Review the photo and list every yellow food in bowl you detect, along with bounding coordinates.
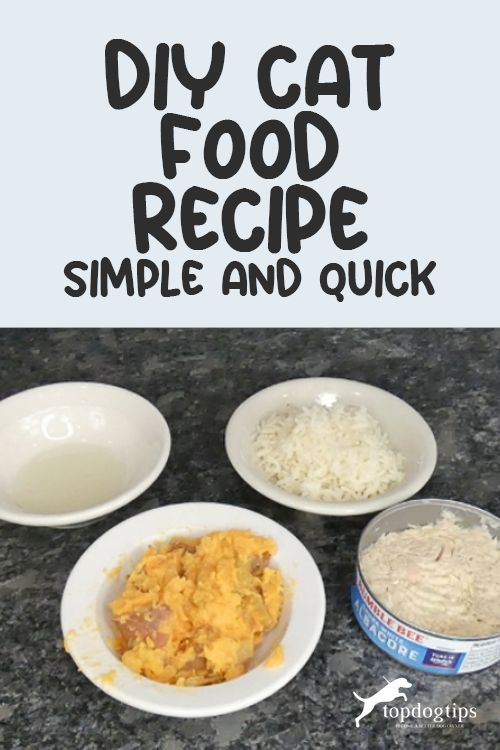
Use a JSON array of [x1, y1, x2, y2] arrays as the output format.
[[110, 530, 284, 686]]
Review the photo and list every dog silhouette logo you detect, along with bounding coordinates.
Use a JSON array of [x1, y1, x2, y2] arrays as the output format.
[[353, 676, 412, 727]]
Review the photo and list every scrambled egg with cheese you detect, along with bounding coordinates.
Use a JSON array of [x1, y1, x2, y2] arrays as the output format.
[[110, 530, 284, 685]]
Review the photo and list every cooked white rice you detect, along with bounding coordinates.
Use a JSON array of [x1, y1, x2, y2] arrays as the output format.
[[253, 403, 404, 502]]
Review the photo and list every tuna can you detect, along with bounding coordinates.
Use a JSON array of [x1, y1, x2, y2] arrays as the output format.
[[352, 498, 500, 675]]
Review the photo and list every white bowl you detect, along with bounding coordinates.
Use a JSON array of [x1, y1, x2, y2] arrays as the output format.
[[225, 378, 437, 516], [0, 382, 170, 527], [61, 502, 326, 717]]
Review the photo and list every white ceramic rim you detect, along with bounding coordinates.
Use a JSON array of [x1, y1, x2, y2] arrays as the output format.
[[0, 382, 171, 526], [60, 502, 326, 717], [225, 377, 438, 516]]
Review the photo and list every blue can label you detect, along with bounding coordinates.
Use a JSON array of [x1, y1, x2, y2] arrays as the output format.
[[352, 568, 500, 675]]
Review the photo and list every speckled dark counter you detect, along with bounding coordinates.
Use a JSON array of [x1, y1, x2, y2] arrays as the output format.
[[1, 329, 500, 750]]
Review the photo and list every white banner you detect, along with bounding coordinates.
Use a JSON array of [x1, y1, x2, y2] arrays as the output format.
[[1, 0, 498, 326]]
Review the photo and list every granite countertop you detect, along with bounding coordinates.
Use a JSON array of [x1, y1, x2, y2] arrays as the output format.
[[1, 329, 499, 750]]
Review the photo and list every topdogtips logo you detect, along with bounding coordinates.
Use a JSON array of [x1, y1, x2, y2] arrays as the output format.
[[353, 676, 411, 727], [353, 675, 477, 728]]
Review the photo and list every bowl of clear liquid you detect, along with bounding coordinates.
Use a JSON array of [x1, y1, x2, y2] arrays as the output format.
[[0, 382, 171, 527]]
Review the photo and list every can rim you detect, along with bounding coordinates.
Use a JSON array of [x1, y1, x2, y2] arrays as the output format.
[[356, 497, 500, 642]]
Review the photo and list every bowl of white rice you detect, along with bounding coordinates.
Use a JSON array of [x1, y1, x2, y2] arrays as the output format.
[[225, 378, 437, 516]]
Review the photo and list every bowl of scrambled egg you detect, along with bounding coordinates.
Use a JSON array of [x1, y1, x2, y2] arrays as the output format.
[[61, 502, 325, 717]]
